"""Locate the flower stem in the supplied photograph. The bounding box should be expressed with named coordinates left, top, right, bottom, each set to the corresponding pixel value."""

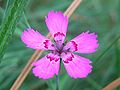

left=55, top=58, right=62, bottom=90
left=56, top=75, right=59, bottom=90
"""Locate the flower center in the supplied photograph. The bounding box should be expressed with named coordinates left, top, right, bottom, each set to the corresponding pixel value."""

left=54, top=41, right=64, bottom=55
left=50, top=40, right=69, bottom=56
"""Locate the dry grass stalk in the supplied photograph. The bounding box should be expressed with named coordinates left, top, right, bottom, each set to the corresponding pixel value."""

left=102, top=78, right=120, bottom=90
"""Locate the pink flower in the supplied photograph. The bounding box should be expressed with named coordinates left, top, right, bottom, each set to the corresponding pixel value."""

left=21, top=11, right=99, bottom=79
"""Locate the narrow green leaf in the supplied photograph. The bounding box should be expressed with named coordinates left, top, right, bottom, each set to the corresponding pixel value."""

left=0, top=0, right=29, bottom=60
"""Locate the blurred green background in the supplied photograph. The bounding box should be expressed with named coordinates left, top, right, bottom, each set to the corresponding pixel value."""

left=0, top=0, right=120, bottom=90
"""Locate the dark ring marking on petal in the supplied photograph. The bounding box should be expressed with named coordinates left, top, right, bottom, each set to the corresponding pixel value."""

left=46, top=55, right=59, bottom=62
left=54, top=32, right=65, bottom=37
left=43, top=40, right=49, bottom=49
left=71, top=41, right=78, bottom=51
left=46, top=55, right=54, bottom=61
left=64, top=60, right=69, bottom=63
left=63, top=53, right=74, bottom=63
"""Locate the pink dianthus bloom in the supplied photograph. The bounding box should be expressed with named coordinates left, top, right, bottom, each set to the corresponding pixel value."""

left=21, top=11, right=99, bottom=79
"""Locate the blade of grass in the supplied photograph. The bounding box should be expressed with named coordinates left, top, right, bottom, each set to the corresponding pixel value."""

left=0, top=7, right=4, bottom=16
left=86, top=77, right=102, bottom=90
left=10, top=0, right=82, bottom=90
left=94, top=36, right=120, bottom=65
left=2, top=0, right=10, bottom=22
left=23, top=11, right=31, bottom=28
left=115, top=41, right=120, bottom=77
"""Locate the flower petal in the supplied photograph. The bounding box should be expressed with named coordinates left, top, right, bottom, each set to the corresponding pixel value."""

left=21, top=28, right=55, bottom=50
left=32, top=53, right=60, bottom=79
left=64, top=31, right=99, bottom=54
left=45, top=11, right=68, bottom=43
left=61, top=52, right=92, bottom=78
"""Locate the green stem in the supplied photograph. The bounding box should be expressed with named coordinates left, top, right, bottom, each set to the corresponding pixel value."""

left=56, top=75, right=59, bottom=90
left=56, top=58, right=62, bottom=90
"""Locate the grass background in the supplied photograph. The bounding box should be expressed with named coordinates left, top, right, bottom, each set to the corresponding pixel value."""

left=0, top=0, right=120, bottom=90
